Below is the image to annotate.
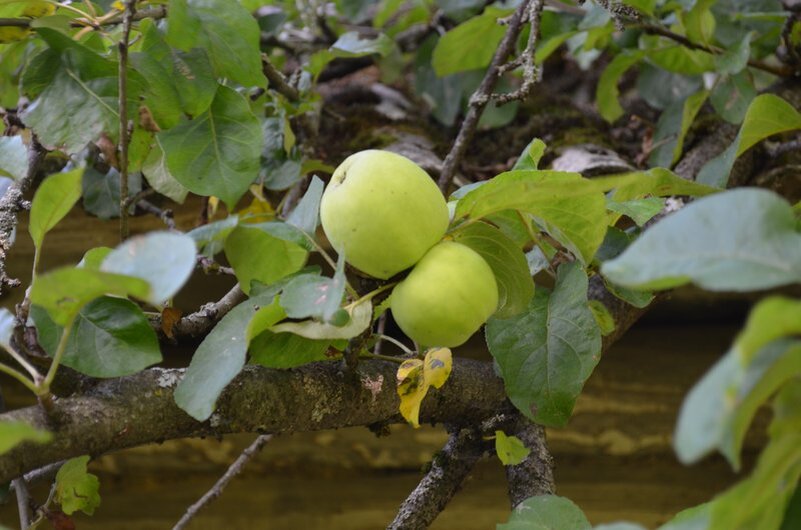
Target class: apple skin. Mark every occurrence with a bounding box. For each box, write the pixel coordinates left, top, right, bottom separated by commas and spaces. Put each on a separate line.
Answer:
391, 241, 499, 347
320, 150, 449, 280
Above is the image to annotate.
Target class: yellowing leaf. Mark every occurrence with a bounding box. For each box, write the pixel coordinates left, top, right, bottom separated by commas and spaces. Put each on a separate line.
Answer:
396, 348, 453, 428
237, 191, 275, 224
22, 1, 55, 18
495, 430, 531, 466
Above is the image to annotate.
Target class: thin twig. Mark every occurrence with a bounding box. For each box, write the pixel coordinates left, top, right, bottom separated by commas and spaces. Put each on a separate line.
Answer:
373, 313, 387, 355
0, 6, 166, 29
437, 0, 534, 193
388, 428, 488, 529
12, 477, 31, 529
136, 200, 176, 230
262, 54, 300, 101
118, 0, 136, 241
639, 22, 794, 78
493, 0, 545, 105
160, 284, 245, 339
172, 434, 273, 530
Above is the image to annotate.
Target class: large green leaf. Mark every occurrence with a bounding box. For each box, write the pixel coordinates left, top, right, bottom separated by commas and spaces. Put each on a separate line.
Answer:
101, 232, 196, 306
21, 29, 143, 153
158, 86, 262, 209
188, 215, 239, 257
649, 90, 709, 168
452, 221, 534, 318
224, 223, 308, 295
0, 135, 27, 180
174, 287, 284, 421
31, 297, 161, 378
28, 168, 83, 251
30, 267, 150, 326
432, 6, 510, 76
166, 0, 265, 87
82, 167, 141, 220
0, 420, 51, 455
602, 189, 801, 291
497, 495, 591, 530
593, 167, 718, 203
55, 456, 101, 516
307, 31, 396, 78
132, 18, 217, 128
697, 94, 801, 187
486, 263, 601, 426
286, 175, 324, 238
454, 170, 608, 264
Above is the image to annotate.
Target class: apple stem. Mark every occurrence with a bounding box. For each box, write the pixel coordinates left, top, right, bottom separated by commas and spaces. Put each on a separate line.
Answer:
374, 334, 415, 356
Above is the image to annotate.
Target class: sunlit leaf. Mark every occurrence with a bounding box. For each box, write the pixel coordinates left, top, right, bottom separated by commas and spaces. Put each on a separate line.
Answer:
397, 347, 452, 428
29, 168, 83, 250
432, 6, 510, 76
55, 456, 100, 516
495, 430, 530, 466
271, 300, 371, 340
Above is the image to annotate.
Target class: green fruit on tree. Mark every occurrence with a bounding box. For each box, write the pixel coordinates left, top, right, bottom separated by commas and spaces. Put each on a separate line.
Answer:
320, 150, 449, 280
391, 241, 499, 347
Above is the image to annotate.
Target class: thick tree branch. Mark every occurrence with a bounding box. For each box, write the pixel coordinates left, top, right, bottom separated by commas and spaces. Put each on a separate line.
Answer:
388, 428, 489, 530
0, 359, 507, 484
504, 416, 554, 508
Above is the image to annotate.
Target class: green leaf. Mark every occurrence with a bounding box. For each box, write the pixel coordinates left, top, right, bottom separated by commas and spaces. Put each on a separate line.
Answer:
31, 297, 161, 378
0, 135, 27, 180
307, 31, 395, 78
455, 170, 608, 264
594, 524, 648, 530
249, 331, 334, 368
710, 71, 757, 125
452, 222, 534, 318
603, 278, 654, 309
0, 420, 50, 455
279, 254, 346, 323
432, 7, 510, 76
271, 300, 372, 340
166, 0, 265, 87
495, 430, 531, 466
643, 37, 716, 75
675, 339, 801, 469
487, 263, 602, 426
716, 31, 753, 74
158, 85, 262, 209
594, 167, 718, 203
497, 495, 591, 530
605, 197, 664, 226
286, 175, 324, 237
21, 29, 144, 153
735, 297, 801, 364
82, 167, 141, 220
141, 139, 190, 203
30, 267, 150, 326
698, 94, 801, 187
588, 300, 615, 336
55, 456, 100, 516
28, 168, 83, 251
512, 138, 546, 170
602, 189, 801, 291
596, 50, 644, 122
224, 223, 308, 295
78, 247, 113, 270
101, 232, 196, 306
132, 19, 217, 127
174, 286, 284, 421
649, 90, 709, 168
188, 215, 239, 257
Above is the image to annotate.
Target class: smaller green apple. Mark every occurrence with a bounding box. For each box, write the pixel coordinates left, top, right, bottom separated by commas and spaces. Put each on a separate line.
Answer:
320, 150, 449, 279
391, 241, 499, 347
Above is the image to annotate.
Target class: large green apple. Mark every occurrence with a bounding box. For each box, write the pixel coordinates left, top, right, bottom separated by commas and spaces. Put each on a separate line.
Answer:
391, 241, 499, 347
320, 150, 449, 279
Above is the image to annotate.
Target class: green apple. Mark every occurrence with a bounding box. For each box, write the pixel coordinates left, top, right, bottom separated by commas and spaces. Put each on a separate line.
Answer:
320, 150, 449, 279
391, 241, 499, 347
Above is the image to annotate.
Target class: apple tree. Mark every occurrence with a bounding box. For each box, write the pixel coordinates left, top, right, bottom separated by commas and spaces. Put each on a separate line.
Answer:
0, 0, 800, 528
